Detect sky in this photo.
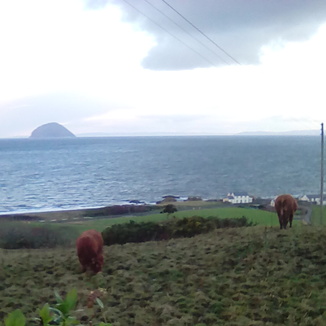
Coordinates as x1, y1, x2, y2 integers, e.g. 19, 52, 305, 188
0, 0, 326, 138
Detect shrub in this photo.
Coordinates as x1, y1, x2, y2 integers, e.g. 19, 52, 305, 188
101, 221, 167, 246
102, 216, 254, 246
169, 216, 215, 238
161, 204, 178, 214
0, 221, 77, 249
211, 215, 252, 228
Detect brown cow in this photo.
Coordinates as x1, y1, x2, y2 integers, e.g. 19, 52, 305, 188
275, 194, 298, 229
76, 229, 104, 273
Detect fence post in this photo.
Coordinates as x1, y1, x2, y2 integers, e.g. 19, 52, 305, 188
321, 123, 324, 225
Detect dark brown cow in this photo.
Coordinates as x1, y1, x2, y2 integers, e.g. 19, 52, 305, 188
275, 194, 298, 229
76, 230, 104, 273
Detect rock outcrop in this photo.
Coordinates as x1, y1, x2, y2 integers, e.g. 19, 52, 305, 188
30, 122, 76, 138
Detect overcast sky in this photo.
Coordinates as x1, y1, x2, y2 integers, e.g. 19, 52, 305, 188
0, 0, 326, 138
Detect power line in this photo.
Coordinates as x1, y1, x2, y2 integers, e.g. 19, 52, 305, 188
121, 0, 219, 67
141, 0, 230, 65
161, 0, 241, 65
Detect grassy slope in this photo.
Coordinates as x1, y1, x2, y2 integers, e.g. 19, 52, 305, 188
2, 225, 326, 325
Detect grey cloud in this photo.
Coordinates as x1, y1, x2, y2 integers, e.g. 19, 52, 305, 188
85, 0, 326, 70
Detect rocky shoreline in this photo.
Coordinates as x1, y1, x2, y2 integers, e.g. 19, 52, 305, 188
0, 204, 159, 222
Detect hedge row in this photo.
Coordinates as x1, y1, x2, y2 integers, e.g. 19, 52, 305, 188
101, 216, 254, 246
0, 216, 253, 249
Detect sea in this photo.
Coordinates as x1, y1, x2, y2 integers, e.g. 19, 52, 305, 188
0, 136, 323, 214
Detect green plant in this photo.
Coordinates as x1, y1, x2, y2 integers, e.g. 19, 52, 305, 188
33, 289, 78, 326
53, 289, 78, 325
54, 289, 77, 317
3, 290, 112, 326
4, 310, 25, 326
38, 304, 52, 326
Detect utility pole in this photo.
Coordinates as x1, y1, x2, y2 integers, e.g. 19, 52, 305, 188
321, 123, 324, 225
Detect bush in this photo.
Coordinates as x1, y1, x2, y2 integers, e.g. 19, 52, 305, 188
169, 216, 215, 238
161, 204, 178, 214
212, 215, 252, 228
0, 221, 77, 249
102, 216, 254, 246
101, 221, 167, 246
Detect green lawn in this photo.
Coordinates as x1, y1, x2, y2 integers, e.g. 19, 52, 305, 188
311, 205, 326, 226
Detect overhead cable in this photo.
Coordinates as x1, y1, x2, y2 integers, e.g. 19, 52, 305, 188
121, 0, 219, 67
161, 0, 241, 65
141, 0, 230, 65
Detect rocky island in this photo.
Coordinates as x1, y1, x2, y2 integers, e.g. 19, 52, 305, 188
30, 122, 76, 138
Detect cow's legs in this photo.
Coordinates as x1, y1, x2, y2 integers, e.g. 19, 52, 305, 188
283, 218, 288, 229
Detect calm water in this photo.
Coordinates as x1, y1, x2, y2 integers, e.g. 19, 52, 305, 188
0, 136, 322, 214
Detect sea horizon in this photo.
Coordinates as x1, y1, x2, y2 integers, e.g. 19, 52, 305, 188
0, 127, 321, 139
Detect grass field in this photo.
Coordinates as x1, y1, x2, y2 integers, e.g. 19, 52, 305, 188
2, 224, 326, 325
53, 207, 289, 234
311, 205, 326, 226
1, 206, 292, 248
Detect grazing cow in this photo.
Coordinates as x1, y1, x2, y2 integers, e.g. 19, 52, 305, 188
76, 229, 104, 273
275, 194, 298, 229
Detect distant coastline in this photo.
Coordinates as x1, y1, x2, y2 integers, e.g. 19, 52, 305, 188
1, 129, 320, 139
237, 130, 319, 136
78, 130, 320, 137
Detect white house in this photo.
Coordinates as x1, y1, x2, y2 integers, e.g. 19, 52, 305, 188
299, 194, 326, 205
270, 194, 326, 206
223, 192, 253, 204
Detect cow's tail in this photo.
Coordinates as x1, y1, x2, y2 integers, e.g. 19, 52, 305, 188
279, 207, 284, 217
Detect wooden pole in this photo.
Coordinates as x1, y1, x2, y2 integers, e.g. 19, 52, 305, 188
321, 123, 324, 225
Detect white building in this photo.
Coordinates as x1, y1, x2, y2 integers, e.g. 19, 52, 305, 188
223, 192, 253, 204
299, 194, 326, 205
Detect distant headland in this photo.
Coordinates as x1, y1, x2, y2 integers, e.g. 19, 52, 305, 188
237, 130, 319, 136
29, 122, 76, 139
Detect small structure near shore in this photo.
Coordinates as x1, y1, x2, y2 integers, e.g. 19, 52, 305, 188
223, 192, 253, 204
299, 194, 326, 205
